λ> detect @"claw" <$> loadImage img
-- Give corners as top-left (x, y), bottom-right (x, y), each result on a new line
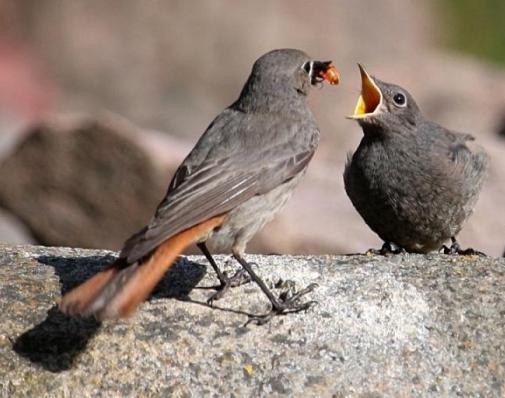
top-left (206, 268), bottom-right (251, 305)
top-left (244, 283), bottom-right (318, 326)
top-left (442, 237), bottom-right (486, 256)
top-left (367, 242), bottom-right (406, 256)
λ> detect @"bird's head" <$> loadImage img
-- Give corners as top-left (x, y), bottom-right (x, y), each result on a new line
top-left (348, 64), bottom-right (421, 134)
top-left (237, 49), bottom-right (339, 112)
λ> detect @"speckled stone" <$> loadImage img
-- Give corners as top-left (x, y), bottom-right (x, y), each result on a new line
top-left (1, 244), bottom-right (504, 397)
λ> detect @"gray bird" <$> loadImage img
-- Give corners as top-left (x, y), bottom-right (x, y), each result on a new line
top-left (59, 49), bottom-right (339, 323)
top-left (344, 65), bottom-right (488, 254)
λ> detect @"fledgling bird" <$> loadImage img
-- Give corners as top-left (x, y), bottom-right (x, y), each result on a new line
top-left (344, 65), bottom-right (488, 254)
top-left (59, 49), bottom-right (339, 323)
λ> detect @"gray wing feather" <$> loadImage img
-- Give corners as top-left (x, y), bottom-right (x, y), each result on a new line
top-left (426, 121), bottom-right (489, 212)
top-left (423, 121), bottom-right (487, 169)
top-left (120, 113), bottom-right (317, 263)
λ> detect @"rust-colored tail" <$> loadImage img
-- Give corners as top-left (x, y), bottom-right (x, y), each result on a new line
top-left (59, 215), bottom-right (224, 320)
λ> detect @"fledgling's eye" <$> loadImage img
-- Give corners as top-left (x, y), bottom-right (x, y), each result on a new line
top-left (393, 92), bottom-right (407, 107)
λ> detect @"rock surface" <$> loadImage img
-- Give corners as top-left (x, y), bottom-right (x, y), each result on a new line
top-left (1, 244), bottom-right (504, 397)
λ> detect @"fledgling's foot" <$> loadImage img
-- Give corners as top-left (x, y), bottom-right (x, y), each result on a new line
top-left (245, 283), bottom-right (318, 326)
top-left (366, 242), bottom-right (407, 256)
top-left (207, 268), bottom-right (251, 305)
top-left (442, 238), bottom-right (486, 256)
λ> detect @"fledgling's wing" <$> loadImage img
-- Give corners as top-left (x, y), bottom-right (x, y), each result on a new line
top-left (426, 121), bottom-right (489, 172)
top-left (424, 121), bottom-right (489, 213)
top-left (121, 108), bottom-right (319, 263)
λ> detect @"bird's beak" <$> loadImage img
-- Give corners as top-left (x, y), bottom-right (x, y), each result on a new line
top-left (349, 64), bottom-right (382, 119)
top-left (310, 61), bottom-right (340, 85)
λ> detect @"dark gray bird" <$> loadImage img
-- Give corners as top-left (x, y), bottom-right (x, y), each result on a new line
top-left (344, 65), bottom-right (488, 254)
top-left (59, 49), bottom-right (339, 323)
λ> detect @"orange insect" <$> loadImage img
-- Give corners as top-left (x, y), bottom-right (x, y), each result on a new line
top-left (319, 64), bottom-right (340, 85)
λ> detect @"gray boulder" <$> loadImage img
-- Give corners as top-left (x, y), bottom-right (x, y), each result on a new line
top-left (0, 115), bottom-right (188, 251)
top-left (1, 244), bottom-right (504, 396)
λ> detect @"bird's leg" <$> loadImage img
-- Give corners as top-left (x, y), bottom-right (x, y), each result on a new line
top-left (197, 243), bottom-right (250, 304)
top-left (232, 251), bottom-right (317, 325)
top-left (367, 242), bottom-right (407, 256)
top-left (442, 237), bottom-right (486, 256)
top-left (442, 237), bottom-right (460, 254)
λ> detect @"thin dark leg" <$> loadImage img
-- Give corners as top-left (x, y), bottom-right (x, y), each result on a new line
top-left (233, 251), bottom-right (317, 325)
top-left (367, 242), bottom-right (407, 256)
top-left (197, 242), bottom-right (250, 304)
top-left (442, 237), bottom-right (486, 256)
top-left (198, 242), bottom-right (227, 284)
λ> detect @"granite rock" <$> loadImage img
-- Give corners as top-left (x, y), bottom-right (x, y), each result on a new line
top-left (1, 244), bottom-right (504, 397)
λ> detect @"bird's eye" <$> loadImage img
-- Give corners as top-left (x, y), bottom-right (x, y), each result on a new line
top-left (393, 93), bottom-right (407, 107)
top-left (302, 61), bottom-right (312, 74)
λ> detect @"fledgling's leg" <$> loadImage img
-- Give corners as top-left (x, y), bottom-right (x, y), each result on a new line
top-left (442, 237), bottom-right (486, 256)
top-left (366, 242), bottom-right (407, 256)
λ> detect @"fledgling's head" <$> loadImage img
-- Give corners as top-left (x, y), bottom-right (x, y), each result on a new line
top-left (349, 64), bottom-right (422, 134)
top-left (237, 49), bottom-right (339, 112)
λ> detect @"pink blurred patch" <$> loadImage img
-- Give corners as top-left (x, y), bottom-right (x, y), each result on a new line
top-left (0, 40), bottom-right (55, 120)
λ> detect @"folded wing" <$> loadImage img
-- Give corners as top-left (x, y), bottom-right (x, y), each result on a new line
top-left (121, 113), bottom-right (318, 263)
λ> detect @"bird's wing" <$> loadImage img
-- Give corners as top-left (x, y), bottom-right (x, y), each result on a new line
top-left (423, 121), bottom-right (484, 165)
top-left (437, 126), bottom-right (488, 171)
top-left (121, 113), bottom-right (318, 263)
top-left (426, 122), bottom-right (489, 201)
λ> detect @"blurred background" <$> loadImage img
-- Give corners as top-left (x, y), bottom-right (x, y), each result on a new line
top-left (0, 0), bottom-right (504, 256)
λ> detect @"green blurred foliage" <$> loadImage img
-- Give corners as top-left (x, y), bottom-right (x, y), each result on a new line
top-left (439, 0), bottom-right (505, 65)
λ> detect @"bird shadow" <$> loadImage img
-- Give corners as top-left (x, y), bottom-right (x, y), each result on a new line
top-left (13, 253), bottom-right (207, 372)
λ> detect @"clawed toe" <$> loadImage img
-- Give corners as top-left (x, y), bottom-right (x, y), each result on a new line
top-left (206, 286), bottom-right (228, 305)
top-left (227, 268), bottom-right (252, 287)
top-left (279, 282), bottom-right (318, 304)
top-left (367, 242), bottom-right (406, 256)
top-left (443, 246), bottom-right (486, 256)
top-left (207, 269), bottom-right (252, 305)
top-left (442, 238), bottom-right (486, 256)
top-left (245, 299), bottom-right (317, 326)
top-left (457, 248), bottom-right (486, 256)
top-left (245, 283), bottom-right (318, 326)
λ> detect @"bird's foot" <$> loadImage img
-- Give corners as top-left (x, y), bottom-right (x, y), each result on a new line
top-left (207, 268), bottom-right (251, 305)
top-left (442, 238), bottom-right (486, 256)
top-left (245, 283), bottom-right (318, 326)
top-left (231, 253), bottom-right (317, 325)
top-left (366, 242), bottom-right (407, 256)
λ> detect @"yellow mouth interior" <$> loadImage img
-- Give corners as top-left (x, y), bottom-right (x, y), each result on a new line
top-left (353, 66), bottom-right (382, 116)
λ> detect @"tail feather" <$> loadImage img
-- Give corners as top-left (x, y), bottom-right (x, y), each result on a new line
top-left (59, 215), bottom-right (224, 320)
top-left (58, 260), bottom-right (126, 316)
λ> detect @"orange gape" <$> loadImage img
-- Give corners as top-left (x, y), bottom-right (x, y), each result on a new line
top-left (59, 215), bottom-right (225, 320)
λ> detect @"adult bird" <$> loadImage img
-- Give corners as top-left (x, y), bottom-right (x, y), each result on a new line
top-left (60, 49), bottom-right (339, 323)
top-left (345, 64), bottom-right (488, 254)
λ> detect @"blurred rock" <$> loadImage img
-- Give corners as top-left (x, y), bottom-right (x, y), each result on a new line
top-left (2, 244), bottom-right (505, 396)
top-left (0, 114), bottom-right (190, 250)
top-left (0, 1), bottom-right (503, 255)
top-left (0, 207), bottom-right (34, 244)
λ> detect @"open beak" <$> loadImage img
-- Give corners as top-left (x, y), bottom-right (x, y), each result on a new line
top-left (311, 61), bottom-right (340, 85)
top-left (349, 64), bottom-right (382, 119)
